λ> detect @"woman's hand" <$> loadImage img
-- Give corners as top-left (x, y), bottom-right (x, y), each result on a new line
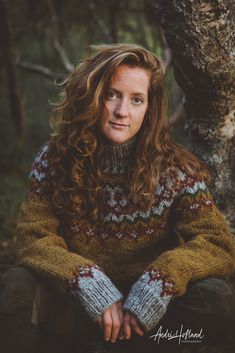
top-left (123, 311), bottom-right (144, 339)
top-left (97, 301), bottom-right (124, 343)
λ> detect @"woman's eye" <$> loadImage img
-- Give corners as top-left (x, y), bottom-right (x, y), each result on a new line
top-left (132, 97), bottom-right (143, 105)
top-left (106, 91), bottom-right (117, 100)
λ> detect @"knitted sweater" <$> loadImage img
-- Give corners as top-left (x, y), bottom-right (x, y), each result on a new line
top-left (16, 138), bottom-right (235, 332)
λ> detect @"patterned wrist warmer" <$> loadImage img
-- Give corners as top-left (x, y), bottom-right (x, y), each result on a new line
top-left (69, 265), bottom-right (123, 320)
top-left (123, 268), bottom-right (176, 332)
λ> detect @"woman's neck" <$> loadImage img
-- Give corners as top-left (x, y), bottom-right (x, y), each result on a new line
top-left (100, 136), bottom-right (137, 175)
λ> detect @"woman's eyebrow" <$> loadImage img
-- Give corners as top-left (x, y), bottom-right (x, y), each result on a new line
top-left (110, 87), bottom-right (147, 97)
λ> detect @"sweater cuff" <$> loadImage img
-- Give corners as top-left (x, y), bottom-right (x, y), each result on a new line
top-left (123, 268), bottom-right (176, 332)
top-left (69, 265), bottom-right (123, 320)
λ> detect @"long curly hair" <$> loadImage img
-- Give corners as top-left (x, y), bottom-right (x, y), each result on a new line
top-left (46, 44), bottom-right (209, 224)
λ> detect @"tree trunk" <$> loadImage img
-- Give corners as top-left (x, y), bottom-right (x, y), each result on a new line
top-left (154, 0), bottom-right (235, 231)
top-left (0, 0), bottom-right (26, 139)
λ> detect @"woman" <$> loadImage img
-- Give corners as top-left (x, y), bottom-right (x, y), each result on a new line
top-left (15, 44), bottom-right (235, 348)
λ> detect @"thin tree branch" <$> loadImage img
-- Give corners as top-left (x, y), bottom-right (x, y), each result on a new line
top-left (109, 0), bottom-right (120, 43)
top-left (16, 60), bottom-right (64, 81)
top-left (158, 26), bottom-right (172, 73)
top-left (169, 101), bottom-right (186, 126)
top-left (46, 0), bottom-right (73, 72)
top-left (88, 0), bottom-right (113, 43)
top-left (137, 12), bottom-right (149, 49)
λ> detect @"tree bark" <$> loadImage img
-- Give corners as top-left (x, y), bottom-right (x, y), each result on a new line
top-left (0, 0), bottom-right (26, 139)
top-left (154, 0), bottom-right (235, 231)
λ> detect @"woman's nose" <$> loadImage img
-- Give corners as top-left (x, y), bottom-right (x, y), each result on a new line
top-left (114, 99), bottom-right (129, 118)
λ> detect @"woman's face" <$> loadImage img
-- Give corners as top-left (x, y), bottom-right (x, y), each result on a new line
top-left (100, 64), bottom-right (150, 144)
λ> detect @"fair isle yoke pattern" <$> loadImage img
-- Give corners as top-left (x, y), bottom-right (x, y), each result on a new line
top-left (27, 143), bottom-right (212, 242)
top-left (100, 170), bottom-right (211, 224)
top-left (29, 144), bottom-right (49, 182)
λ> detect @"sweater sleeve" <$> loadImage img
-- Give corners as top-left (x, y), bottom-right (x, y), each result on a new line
top-left (124, 169), bottom-right (235, 332)
top-left (16, 144), bottom-right (123, 320)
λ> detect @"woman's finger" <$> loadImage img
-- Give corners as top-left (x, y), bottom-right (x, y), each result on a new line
top-left (117, 301), bottom-right (124, 321)
top-left (110, 304), bottom-right (122, 343)
top-left (97, 316), bottom-right (103, 331)
top-left (118, 326), bottom-right (124, 340)
top-left (117, 302), bottom-right (124, 339)
top-left (103, 309), bottom-right (112, 341)
top-left (130, 315), bottom-right (144, 336)
top-left (123, 311), bottom-right (132, 339)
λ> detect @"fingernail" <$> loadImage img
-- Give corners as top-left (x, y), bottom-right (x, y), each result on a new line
top-left (119, 336), bottom-right (124, 340)
top-left (105, 337), bottom-right (109, 341)
top-left (125, 336), bottom-right (130, 340)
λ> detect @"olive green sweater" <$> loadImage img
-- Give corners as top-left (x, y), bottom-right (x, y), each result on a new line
top-left (16, 139), bottom-right (235, 332)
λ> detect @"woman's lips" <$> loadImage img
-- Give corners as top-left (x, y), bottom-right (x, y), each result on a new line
top-left (109, 122), bottom-right (129, 129)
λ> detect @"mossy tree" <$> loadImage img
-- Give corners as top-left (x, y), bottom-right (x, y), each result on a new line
top-left (152, 0), bottom-right (235, 231)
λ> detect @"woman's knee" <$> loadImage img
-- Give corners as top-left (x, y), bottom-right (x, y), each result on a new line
top-left (0, 266), bottom-right (39, 314)
top-left (173, 277), bottom-right (235, 324)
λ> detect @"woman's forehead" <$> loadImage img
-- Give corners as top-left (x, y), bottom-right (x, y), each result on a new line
top-left (109, 65), bottom-right (150, 93)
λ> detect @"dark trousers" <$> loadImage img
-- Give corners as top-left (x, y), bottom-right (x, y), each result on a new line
top-left (145, 276), bottom-right (235, 349)
top-left (1, 267), bottom-right (235, 353)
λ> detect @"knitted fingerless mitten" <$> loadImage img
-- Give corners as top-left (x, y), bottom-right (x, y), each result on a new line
top-left (123, 268), bottom-right (175, 332)
top-left (69, 264), bottom-right (123, 320)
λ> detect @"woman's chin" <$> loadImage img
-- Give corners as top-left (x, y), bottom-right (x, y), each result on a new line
top-left (103, 133), bottom-right (130, 145)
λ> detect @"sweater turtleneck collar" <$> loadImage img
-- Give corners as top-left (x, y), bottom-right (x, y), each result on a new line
top-left (100, 136), bottom-right (137, 175)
